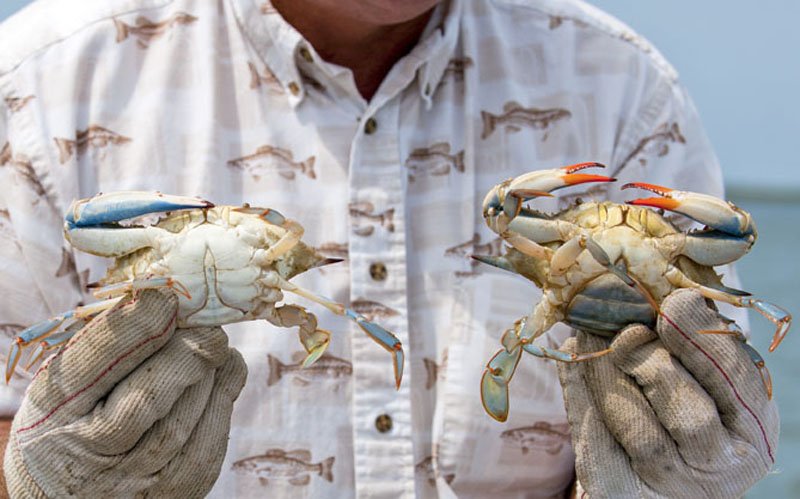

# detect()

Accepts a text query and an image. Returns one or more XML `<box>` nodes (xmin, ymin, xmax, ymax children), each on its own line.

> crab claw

<box><xmin>622</xmin><ymin>183</ymin><xmax>755</xmax><ymax>237</ymax></box>
<box><xmin>483</xmin><ymin>163</ymin><xmax>615</xmax><ymax>232</ymax></box>
<box><xmin>65</xmin><ymin>191</ymin><xmax>214</xmax><ymax>229</ymax></box>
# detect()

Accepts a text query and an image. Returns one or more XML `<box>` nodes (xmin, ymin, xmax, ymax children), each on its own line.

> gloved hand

<box><xmin>558</xmin><ymin>289</ymin><xmax>779</xmax><ymax>498</ymax></box>
<box><xmin>4</xmin><ymin>289</ymin><xmax>247</xmax><ymax>498</ymax></box>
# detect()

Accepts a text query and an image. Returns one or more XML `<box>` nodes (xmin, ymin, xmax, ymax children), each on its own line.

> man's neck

<box><xmin>272</xmin><ymin>1</ymin><xmax>436</xmax><ymax>100</ymax></box>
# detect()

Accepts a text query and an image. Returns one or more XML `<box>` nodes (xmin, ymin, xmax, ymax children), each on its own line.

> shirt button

<box><xmin>288</xmin><ymin>81</ymin><xmax>300</xmax><ymax>95</ymax></box>
<box><xmin>375</xmin><ymin>414</ymin><xmax>393</xmax><ymax>433</ymax></box>
<box><xmin>299</xmin><ymin>47</ymin><xmax>313</xmax><ymax>63</ymax></box>
<box><xmin>369</xmin><ymin>262</ymin><xmax>387</xmax><ymax>281</ymax></box>
<box><xmin>364</xmin><ymin>117</ymin><xmax>377</xmax><ymax>135</ymax></box>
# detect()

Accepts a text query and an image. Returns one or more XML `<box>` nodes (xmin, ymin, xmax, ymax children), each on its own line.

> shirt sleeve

<box><xmin>0</xmin><ymin>93</ymin><xmax>84</xmax><ymax>415</ymax></box>
<box><xmin>608</xmin><ymin>72</ymin><xmax>749</xmax><ymax>330</ymax></box>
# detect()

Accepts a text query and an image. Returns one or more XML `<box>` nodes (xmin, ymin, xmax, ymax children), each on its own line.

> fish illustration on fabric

<box><xmin>616</xmin><ymin>122</ymin><xmax>686</xmax><ymax>172</ymax></box>
<box><xmin>267</xmin><ymin>352</ymin><xmax>352</xmax><ymax>387</ymax></box>
<box><xmin>444</xmin><ymin>233</ymin><xmax>504</xmax><ymax>277</ymax></box>
<box><xmin>350</xmin><ymin>299</ymin><xmax>399</xmax><ymax>322</ymax></box>
<box><xmin>0</xmin><ymin>142</ymin><xmax>12</xmax><ymax>166</ymax></box>
<box><xmin>405</xmin><ymin>142</ymin><xmax>465</xmax><ymax>182</ymax></box>
<box><xmin>480</xmin><ymin>102</ymin><xmax>571</xmax><ymax>140</ymax></box>
<box><xmin>500</xmin><ymin>421</ymin><xmax>570</xmax><ymax>455</ymax></box>
<box><xmin>248</xmin><ymin>62</ymin><xmax>283</xmax><ymax>93</ymax></box>
<box><xmin>232</xmin><ymin>449</ymin><xmax>334</xmax><ymax>486</ymax></box>
<box><xmin>415</xmin><ymin>456</ymin><xmax>455</xmax><ymax>487</ymax></box>
<box><xmin>439</xmin><ymin>57</ymin><xmax>473</xmax><ymax>88</ymax></box>
<box><xmin>422</xmin><ymin>348</ymin><xmax>448</xmax><ymax>390</ymax></box>
<box><xmin>349</xmin><ymin>202</ymin><xmax>394</xmax><ymax>236</ymax></box>
<box><xmin>316</xmin><ymin>242</ymin><xmax>349</xmax><ymax>259</ymax></box>
<box><xmin>227</xmin><ymin>145</ymin><xmax>316</xmax><ymax>181</ymax></box>
<box><xmin>54</xmin><ymin>125</ymin><xmax>132</xmax><ymax>164</ymax></box>
<box><xmin>113</xmin><ymin>12</ymin><xmax>198</xmax><ymax>49</ymax></box>
<box><xmin>0</xmin><ymin>209</ymin><xmax>12</xmax><ymax>239</ymax></box>
<box><xmin>0</xmin><ymin>143</ymin><xmax>47</xmax><ymax>202</ymax></box>
<box><xmin>4</xmin><ymin>95</ymin><xmax>35</xmax><ymax>113</ymax></box>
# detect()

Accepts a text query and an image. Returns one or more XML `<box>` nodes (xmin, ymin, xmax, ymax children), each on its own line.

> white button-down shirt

<box><xmin>0</xmin><ymin>0</ymin><xmax>732</xmax><ymax>497</ymax></box>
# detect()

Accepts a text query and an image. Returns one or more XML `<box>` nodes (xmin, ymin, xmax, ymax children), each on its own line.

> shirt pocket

<box><xmin>432</xmin><ymin>270</ymin><xmax>576</xmax><ymax>498</ymax></box>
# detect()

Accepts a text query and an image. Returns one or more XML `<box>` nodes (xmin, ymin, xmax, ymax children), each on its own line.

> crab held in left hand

<box><xmin>477</xmin><ymin>162</ymin><xmax>791</xmax><ymax>422</ymax></box>
<box><xmin>6</xmin><ymin>191</ymin><xmax>404</xmax><ymax>387</ymax></box>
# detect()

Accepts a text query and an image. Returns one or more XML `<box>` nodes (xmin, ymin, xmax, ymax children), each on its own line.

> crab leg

<box><xmin>265</xmin><ymin>274</ymin><xmax>404</xmax><ymax>389</ymax></box>
<box><xmin>623</xmin><ymin>183</ymin><xmax>757</xmax><ymax>265</ymax></box>
<box><xmin>267</xmin><ymin>304</ymin><xmax>331</xmax><ymax>367</ymax></box>
<box><xmin>481</xmin><ymin>306</ymin><xmax>612</xmax><ymax>422</ymax></box>
<box><xmin>89</xmin><ymin>276</ymin><xmax>193</xmax><ymax>300</ymax></box>
<box><xmin>694</xmin><ymin>318</ymin><xmax>775</xmax><ymax>399</ymax></box>
<box><xmin>235</xmin><ymin>207</ymin><xmax>304</xmax><ymax>263</ymax></box>
<box><xmin>665</xmin><ymin>265</ymin><xmax>791</xmax><ymax>352</ymax></box>
<box><xmin>5</xmin><ymin>298</ymin><xmax>122</xmax><ymax>383</ymax></box>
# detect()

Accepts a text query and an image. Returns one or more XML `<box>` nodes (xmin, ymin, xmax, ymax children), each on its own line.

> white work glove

<box><xmin>4</xmin><ymin>289</ymin><xmax>247</xmax><ymax>498</ymax></box>
<box><xmin>558</xmin><ymin>289</ymin><xmax>779</xmax><ymax>498</ymax></box>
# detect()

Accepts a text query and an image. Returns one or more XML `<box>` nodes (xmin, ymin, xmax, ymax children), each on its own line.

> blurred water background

<box><xmin>2</xmin><ymin>0</ymin><xmax>799</xmax><ymax>496</ymax></box>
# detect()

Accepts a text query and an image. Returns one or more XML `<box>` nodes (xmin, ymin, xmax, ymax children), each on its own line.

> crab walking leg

<box><xmin>89</xmin><ymin>276</ymin><xmax>193</xmax><ymax>300</ymax></box>
<box><xmin>693</xmin><ymin>319</ymin><xmax>775</xmax><ymax>399</ymax></box>
<box><xmin>665</xmin><ymin>265</ymin><xmax>792</xmax><ymax>351</ymax></box>
<box><xmin>665</xmin><ymin>265</ymin><xmax>786</xmax><ymax>398</ymax></box>
<box><xmin>481</xmin><ymin>301</ymin><xmax>612</xmax><ymax>422</ymax></box>
<box><xmin>263</xmin><ymin>273</ymin><xmax>404</xmax><ymax>388</ymax></box>
<box><xmin>24</xmin><ymin>327</ymin><xmax>85</xmax><ymax>370</ymax></box>
<box><xmin>266</xmin><ymin>304</ymin><xmax>331</xmax><ymax>367</ymax></box>
<box><xmin>5</xmin><ymin>298</ymin><xmax>122</xmax><ymax>383</ymax></box>
<box><xmin>236</xmin><ymin>207</ymin><xmax>304</xmax><ymax>264</ymax></box>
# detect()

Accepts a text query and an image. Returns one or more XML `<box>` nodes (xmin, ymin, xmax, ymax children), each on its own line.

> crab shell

<box><xmin>70</xmin><ymin>206</ymin><xmax>327</xmax><ymax>327</ymax></box>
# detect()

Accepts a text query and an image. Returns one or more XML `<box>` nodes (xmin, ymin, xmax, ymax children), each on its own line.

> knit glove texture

<box><xmin>4</xmin><ymin>290</ymin><xmax>247</xmax><ymax>498</ymax></box>
<box><xmin>558</xmin><ymin>289</ymin><xmax>778</xmax><ymax>498</ymax></box>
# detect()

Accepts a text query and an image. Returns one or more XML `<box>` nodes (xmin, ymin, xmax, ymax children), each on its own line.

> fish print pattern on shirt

<box><xmin>4</xmin><ymin>95</ymin><xmax>35</xmax><ymax>113</ymax></box>
<box><xmin>54</xmin><ymin>125</ymin><xmax>132</xmax><ymax>164</ymax></box>
<box><xmin>267</xmin><ymin>352</ymin><xmax>352</xmax><ymax>387</ymax></box>
<box><xmin>617</xmin><ymin>122</ymin><xmax>686</xmax><ymax>171</ymax></box>
<box><xmin>227</xmin><ymin>145</ymin><xmax>316</xmax><ymax>181</ymax></box>
<box><xmin>405</xmin><ymin>142</ymin><xmax>465</xmax><ymax>182</ymax></box>
<box><xmin>348</xmin><ymin>202</ymin><xmax>394</xmax><ymax>237</ymax></box>
<box><xmin>500</xmin><ymin>421</ymin><xmax>571</xmax><ymax>455</ymax></box>
<box><xmin>113</xmin><ymin>12</ymin><xmax>198</xmax><ymax>49</ymax></box>
<box><xmin>232</xmin><ymin>449</ymin><xmax>335</xmax><ymax>487</ymax></box>
<box><xmin>480</xmin><ymin>101</ymin><xmax>571</xmax><ymax>140</ymax></box>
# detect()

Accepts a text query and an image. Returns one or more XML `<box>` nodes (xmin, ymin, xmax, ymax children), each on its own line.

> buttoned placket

<box><xmin>348</xmin><ymin>97</ymin><xmax>415</xmax><ymax>497</ymax></box>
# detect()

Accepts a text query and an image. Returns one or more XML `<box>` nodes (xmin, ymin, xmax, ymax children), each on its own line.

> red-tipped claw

<box><xmin>622</xmin><ymin>182</ymin><xmax>755</xmax><ymax>237</ymax></box>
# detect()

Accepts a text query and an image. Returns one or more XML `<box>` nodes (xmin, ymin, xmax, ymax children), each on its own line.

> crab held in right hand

<box><xmin>476</xmin><ymin>163</ymin><xmax>790</xmax><ymax>422</ymax></box>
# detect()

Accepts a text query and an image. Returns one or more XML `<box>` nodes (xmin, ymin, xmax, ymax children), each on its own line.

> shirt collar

<box><xmin>229</xmin><ymin>0</ymin><xmax>461</xmax><ymax>108</ymax></box>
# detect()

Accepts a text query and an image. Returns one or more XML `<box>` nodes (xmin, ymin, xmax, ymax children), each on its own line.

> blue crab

<box><xmin>477</xmin><ymin>163</ymin><xmax>791</xmax><ymax>422</ymax></box>
<box><xmin>6</xmin><ymin>191</ymin><xmax>404</xmax><ymax>386</ymax></box>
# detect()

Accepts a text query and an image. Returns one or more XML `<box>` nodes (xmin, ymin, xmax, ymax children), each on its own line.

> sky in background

<box><xmin>1</xmin><ymin>0</ymin><xmax>798</xmax><ymax>193</ymax></box>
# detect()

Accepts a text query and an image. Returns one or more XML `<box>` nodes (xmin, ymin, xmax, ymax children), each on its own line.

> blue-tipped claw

<box><xmin>66</xmin><ymin>191</ymin><xmax>214</xmax><ymax>229</ymax></box>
